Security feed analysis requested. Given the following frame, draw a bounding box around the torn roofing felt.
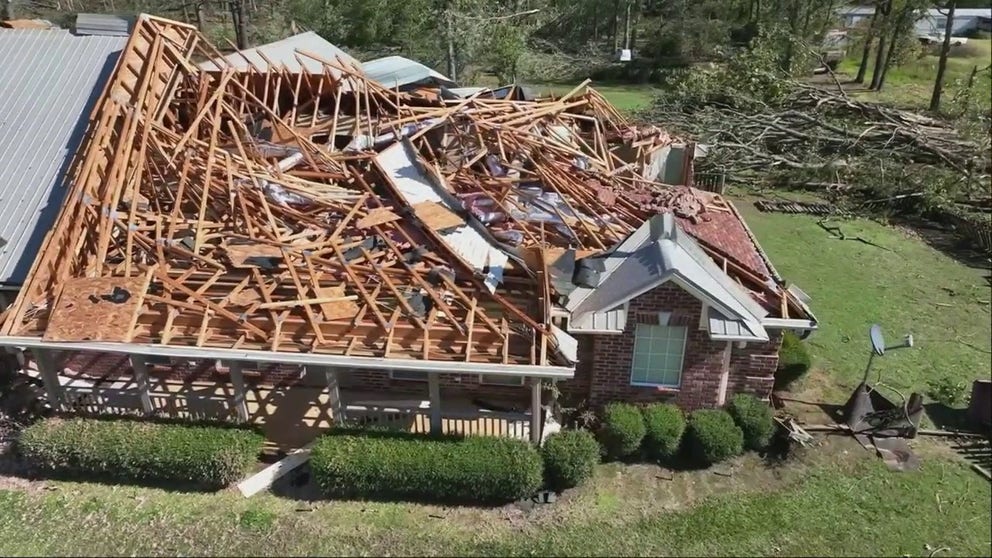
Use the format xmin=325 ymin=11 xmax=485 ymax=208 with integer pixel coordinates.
xmin=0 ymin=15 xmax=812 ymax=372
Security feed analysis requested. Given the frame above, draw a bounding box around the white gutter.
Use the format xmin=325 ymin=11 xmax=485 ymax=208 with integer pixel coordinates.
xmin=761 ymin=318 xmax=818 ymax=330
xmin=0 ymin=336 xmax=576 ymax=379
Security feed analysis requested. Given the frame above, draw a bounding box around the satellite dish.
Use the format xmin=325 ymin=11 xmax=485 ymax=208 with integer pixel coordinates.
xmin=869 ymin=324 xmax=885 ymax=356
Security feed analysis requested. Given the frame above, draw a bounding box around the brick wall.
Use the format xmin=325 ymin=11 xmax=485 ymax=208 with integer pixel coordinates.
xmin=727 ymin=331 xmax=782 ymax=402
xmin=556 ymin=282 xmax=781 ymax=411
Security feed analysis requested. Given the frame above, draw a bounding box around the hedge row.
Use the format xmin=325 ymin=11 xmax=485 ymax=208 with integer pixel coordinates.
xmin=310 ymin=429 xmax=543 ymax=503
xmin=18 ymin=417 xmax=264 ymax=489
xmin=542 ymin=429 xmax=600 ymax=491
xmin=595 ymin=398 xmax=774 ymax=466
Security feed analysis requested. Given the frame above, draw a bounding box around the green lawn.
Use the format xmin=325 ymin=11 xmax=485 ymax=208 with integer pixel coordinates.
xmin=1 ymin=439 xmax=989 ymax=556
xmin=0 ymin=207 xmax=990 ymax=556
xmin=737 ymin=200 xmax=992 ymax=401
xmin=529 ymin=82 xmax=659 ymax=113
xmin=836 ymin=40 xmax=992 ymax=110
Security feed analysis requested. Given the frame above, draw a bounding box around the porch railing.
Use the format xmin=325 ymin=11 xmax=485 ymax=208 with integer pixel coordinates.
xmin=343 ymin=404 xmax=532 ymax=441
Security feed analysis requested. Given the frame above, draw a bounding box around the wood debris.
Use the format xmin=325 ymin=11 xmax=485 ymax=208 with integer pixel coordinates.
xmin=0 ymin=16 xmax=809 ymax=367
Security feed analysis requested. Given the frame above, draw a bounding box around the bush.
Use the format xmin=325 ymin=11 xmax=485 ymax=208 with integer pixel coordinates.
xmin=597 ymin=403 xmax=646 ymax=460
xmin=726 ymin=394 xmax=775 ymax=451
xmin=18 ymin=417 xmax=264 ymax=488
xmin=685 ymin=409 xmax=744 ymax=465
xmin=310 ymin=429 xmax=543 ymax=504
xmin=541 ymin=430 xmax=600 ymax=491
xmin=775 ymin=332 xmax=812 ymax=391
xmin=641 ymin=403 xmax=686 ymax=461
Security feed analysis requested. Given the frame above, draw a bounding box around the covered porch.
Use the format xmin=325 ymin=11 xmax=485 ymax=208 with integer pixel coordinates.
xmin=12 ymin=343 xmax=562 ymax=450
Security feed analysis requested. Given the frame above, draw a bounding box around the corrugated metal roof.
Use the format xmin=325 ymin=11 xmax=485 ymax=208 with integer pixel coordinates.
xmin=0 ymin=29 xmax=125 ymax=287
xmin=75 ymin=13 xmax=135 ymax=36
xmin=362 ymin=56 xmax=456 ymax=90
xmin=199 ymin=32 xmax=361 ymax=79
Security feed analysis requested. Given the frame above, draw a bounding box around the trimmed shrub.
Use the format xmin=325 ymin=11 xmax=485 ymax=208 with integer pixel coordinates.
xmin=775 ymin=331 xmax=812 ymax=391
xmin=641 ymin=403 xmax=685 ymax=461
xmin=18 ymin=417 xmax=264 ymax=488
xmin=685 ymin=409 xmax=744 ymax=465
xmin=726 ymin=394 xmax=775 ymax=451
xmin=597 ymin=402 xmax=646 ymax=460
xmin=310 ymin=429 xmax=543 ymax=504
xmin=542 ymin=429 xmax=600 ymax=491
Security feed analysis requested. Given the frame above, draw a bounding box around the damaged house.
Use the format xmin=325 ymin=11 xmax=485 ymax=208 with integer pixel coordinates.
xmin=0 ymin=16 xmax=815 ymax=448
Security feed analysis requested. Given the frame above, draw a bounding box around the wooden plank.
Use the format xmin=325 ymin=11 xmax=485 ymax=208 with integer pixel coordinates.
xmin=355 ymin=207 xmax=401 ymax=229
xmin=44 ymin=273 xmax=151 ymax=342
xmin=314 ymin=285 xmax=360 ymax=320
xmin=237 ymin=442 xmax=315 ymax=498
xmin=412 ymin=200 xmax=464 ymax=230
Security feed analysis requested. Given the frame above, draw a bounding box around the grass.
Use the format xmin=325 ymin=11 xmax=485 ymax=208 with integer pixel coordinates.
xmin=835 ymin=39 xmax=992 ymax=110
xmin=0 ymin=208 xmax=989 ymax=555
xmin=737 ymin=200 xmax=992 ymax=402
xmin=528 ymin=82 xmax=659 ymax=113
xmin=0 ymin=440 xmax=988 ymax=556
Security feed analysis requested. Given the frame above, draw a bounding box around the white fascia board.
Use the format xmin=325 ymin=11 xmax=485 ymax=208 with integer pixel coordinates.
xmin=709 ymin=330 xmax=769 ymax=343
xmin=0 ymin=337 xmax=576 ymax=379
xmin=565 ymin=327 xmax=624 ymax=335
xmin=761 ymin=318 xmax=818 ymax=331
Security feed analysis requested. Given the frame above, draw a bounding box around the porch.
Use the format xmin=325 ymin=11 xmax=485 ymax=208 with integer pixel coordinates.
xmin=19 ymin=349 xmax=544 ymax=451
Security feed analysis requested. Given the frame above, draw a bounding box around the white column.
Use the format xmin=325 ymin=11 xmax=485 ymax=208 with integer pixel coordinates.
xmin=129 ymin=354 xmax=154 ymax=415
xmin=530 ymin=378 xmax=542 ymax=444
xmin=717 ymin=341 xmax=732 ymax=406
xmin=323 ymin=366 xmax=343 ymax=424
xmin=34 ymin=349 xmax=65 ymax=412
xmin=228 ymin=361 xmax=250 ymax=423
xmin=428 ymin=372 xmax=442 ymax=435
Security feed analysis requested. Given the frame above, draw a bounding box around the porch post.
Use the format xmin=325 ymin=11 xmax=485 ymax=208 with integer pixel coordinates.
xmin=34 ymin=348 xmax=65 ymax=412
xmin=428 ymin=372 xmax=442 ymax=434
xmin=129 ymin=354 xmax=154 ymax=415
xmin=228 ymin=361 xmax=250 ymax=423
xmin=530 ymin=378 xmax=542 ymax=444
xmin=323 ymin=366 xmax=343 ymax=424
xmin=716 ymin=341 xmax=732 ymax=406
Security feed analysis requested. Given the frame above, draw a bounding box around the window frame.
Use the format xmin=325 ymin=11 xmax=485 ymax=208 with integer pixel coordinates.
xmin=628 ymin=323 xmax=688 ymax=389
xmin=389 ymin=369 xmax=430 ymax=382
xmin=479 ymin=374 xmax=526 ymax=386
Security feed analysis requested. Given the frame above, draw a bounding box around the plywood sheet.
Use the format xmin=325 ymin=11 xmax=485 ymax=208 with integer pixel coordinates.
xmin=356 ymin=207 xmax=401 ymax=229
xmin=225 ymin=242 xmax=284 ymax=269
xmin=44 ymin=274 xmax=151 ymax=342
xmin=412 ymin=201 xmax=463 ymax=230
xmin=315 ymin=285 xmax=360 ymax=320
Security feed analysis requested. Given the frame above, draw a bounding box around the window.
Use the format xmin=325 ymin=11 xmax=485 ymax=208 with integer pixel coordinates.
xmin=480 ymin=374 xmax=525 ymax=386
xmin=389 ymin=370 xmax=429 ymax=382
xmin=630 ymin=324 xmax=687 ymax=388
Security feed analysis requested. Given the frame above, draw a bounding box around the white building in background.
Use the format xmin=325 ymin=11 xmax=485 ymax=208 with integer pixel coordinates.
xmin=837 ymin=6 xmax=992 ymax=39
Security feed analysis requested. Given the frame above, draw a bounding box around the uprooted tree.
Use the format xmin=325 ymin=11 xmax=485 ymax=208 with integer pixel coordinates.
xmin=639 ymin=40 xmax=992 ymax=238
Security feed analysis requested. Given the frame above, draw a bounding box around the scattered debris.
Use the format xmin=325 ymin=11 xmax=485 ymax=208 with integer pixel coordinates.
xmin=754 ymin=200 xmax=842 ymax=216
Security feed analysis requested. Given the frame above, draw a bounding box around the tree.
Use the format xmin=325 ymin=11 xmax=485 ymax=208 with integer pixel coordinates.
xmin=855 ymin=5 xmax=881 ymax=83
xmin=869 ymin=0 xmax=893 ymax=90
xmin=929 ymin=1 xmax=957 ymax=112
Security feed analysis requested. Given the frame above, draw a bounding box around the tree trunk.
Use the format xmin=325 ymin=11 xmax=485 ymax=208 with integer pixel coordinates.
xmin=855 ymin=8 xmax=880 ymax=83
xmin=877 ymin=6 xmax=912 ymax=91
xmin=612 ymin=0 xmax=621 ymax=53
xmin=2 ymin=0 xmax=14 ymax=20
xmin=446 ymin=7 xmax=457 ymax=82
xmin=229 ymin=0 xmax=248 ymax=49
xmin=781 ymin=0 xmax=801 ymax=72
xmin=929 ymin=2 xmax=957 ymax=112
xmin=869 ymin=0 xmax=892 ymax=89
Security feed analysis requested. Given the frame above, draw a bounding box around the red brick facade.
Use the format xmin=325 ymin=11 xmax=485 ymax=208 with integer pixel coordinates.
xmin=556 ymin=282 xmax=782 ymax=410
xmin=44 ymin=281 xmax=780 ymax=414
